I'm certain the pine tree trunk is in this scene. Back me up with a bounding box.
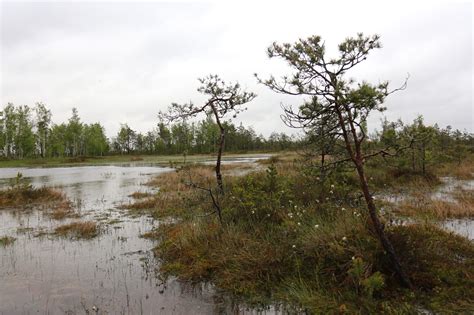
[355,161,413,288]
[216,127,225,195]
[422,143,426,175]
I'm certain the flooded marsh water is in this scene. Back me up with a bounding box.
[380,176,474,204]
[381,176,474,240]
[0,164,223,314]
[0,157,277,314]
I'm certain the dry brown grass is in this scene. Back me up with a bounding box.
[49,200,78,220]
[258,151,298,164]
[437,158,474,180]
[451,161,474,180]
[258,153,300,179]
[124,157,298,217]
[146,163,259,189]
[385,177,440,196]
[453,188,474,206]
[54,221,99,239]
[393,189,474,219]
[146,165,215,189]
[129,192,153,199]
[0,186,66,208]
[125,166,215,216]
[0,185,79,219]
[125,163,258,215]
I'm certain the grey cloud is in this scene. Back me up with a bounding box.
[1,2,472,138]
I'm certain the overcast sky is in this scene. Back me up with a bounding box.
[1,1,472,138]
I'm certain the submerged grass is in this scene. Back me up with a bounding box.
[129,192,153,199]
[393,188,474,219]
[49,200,77,220]
[0,236,16,247]
[54,221,99,239]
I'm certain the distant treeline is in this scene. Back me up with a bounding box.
[0,103,297,159]
[303,114,473,176]
[1,103,472,161]
[372,117,473,174]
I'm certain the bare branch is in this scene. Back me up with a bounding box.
[386,73,410,96]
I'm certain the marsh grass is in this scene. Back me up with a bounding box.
[364,154,474,189]
[0,183,78,219]
[155,203,474,313]
[436,157,474,180]
[16,227,34,234]
[364,167,441,195]
[124,166,220,218]
[64,156,87,163]
[48,200,78,220]
[0,185,65,208]
[54,221,99,239]
[142,154,474,313]
[393,188,474,219]
[107,218,123,225]
[453,187,474,204]
[123,163,269,218]
[0,236,16,247]
[129,192,153,199]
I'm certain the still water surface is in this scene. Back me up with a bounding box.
[0,162,266,314]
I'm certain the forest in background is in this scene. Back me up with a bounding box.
[0,102,471,170]
[0,103,296,159]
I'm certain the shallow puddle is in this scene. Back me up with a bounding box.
[443,219,474,240]
[380,176,474,204]
[431,176,474,202]
[381,176,474,240]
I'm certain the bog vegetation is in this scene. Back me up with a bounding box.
[127,33,473,313]
[1,32,473,314]
[0,172,67,206]
[131,154,474,313]
[54,221,99,239]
